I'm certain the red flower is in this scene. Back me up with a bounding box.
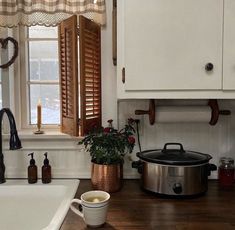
[104,127,111,133]
[128,136,135,144]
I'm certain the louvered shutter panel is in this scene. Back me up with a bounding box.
[79,15,102,136]
[58,15,79,136]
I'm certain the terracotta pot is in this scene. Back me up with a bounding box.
[91,162,123,193]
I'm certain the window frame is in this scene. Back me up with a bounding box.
[19,25,60,130]
[1,28,14,110]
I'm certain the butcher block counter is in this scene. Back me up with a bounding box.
[60,180,235,230]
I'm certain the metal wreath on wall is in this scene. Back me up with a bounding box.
[0,37,18,69]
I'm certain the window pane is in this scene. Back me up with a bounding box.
[29,60,39,80]
[40,60,59,81]
[30,85,60,125]
[29,41,59,81]
[29,26,58,38]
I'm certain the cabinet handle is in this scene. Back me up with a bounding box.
[122,67,125,83]
[205,63,214,72]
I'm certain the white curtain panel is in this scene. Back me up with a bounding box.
[0,0,106,27]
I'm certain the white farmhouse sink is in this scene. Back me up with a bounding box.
[0,179,79,230]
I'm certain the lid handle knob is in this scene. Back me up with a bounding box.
[162,143,185,153]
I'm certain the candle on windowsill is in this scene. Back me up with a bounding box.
[37,98,41,130]
[34,98,44,134]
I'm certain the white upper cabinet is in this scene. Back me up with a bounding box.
[223,0,235,89]
[117,0,235,99]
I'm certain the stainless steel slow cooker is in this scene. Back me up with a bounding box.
[132,143,217,197]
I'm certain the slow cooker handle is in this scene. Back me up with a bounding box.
[162,143,185,153]
[207,164,217,176]
[132,160,143,174]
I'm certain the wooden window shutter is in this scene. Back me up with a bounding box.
[79,15,102,136]
[58,15,79,136]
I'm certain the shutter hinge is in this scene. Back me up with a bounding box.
[77,28,80,36]
[113,0,117,8]
[122,67,125,83]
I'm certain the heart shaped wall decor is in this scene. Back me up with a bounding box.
[0,37,18,69]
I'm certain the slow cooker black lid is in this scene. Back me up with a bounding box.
[137,143,212,165]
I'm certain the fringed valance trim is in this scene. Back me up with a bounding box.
[0,0,106,27]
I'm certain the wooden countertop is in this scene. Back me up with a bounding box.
[61,180,235,230]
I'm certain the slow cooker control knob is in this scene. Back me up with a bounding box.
[173,183,182,194]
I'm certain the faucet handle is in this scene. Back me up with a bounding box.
[10,130,22,150]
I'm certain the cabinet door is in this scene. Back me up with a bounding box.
[223,0,235,90]
[123,0,223,91]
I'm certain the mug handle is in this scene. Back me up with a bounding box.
[70,199,84,218]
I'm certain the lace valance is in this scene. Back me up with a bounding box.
[0,0,106,27]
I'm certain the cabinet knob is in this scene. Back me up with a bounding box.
[205,63,214,72]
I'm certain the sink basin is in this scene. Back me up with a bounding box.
[0,179,79,230]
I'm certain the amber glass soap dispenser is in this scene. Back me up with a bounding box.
[42,152,51,183]
[28,152,38,184]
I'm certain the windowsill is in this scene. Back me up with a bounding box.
[2,129,85,150]
[7,129,83,141]
[2,130,85,151]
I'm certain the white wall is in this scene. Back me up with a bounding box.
[3,1,235,180]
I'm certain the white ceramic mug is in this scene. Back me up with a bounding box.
[70,190,110,227]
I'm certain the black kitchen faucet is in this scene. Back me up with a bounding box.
[0,108,22,183]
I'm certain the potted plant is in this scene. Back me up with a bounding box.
[79,119,135,192]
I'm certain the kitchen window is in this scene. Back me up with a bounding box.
[20,26,60,127]
[18,15,101,136]
[0,1,105,137]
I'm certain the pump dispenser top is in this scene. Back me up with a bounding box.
[28,152,35,165]
[28,152,37,184]
[42,152,51,184]
[43,152,49,165]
